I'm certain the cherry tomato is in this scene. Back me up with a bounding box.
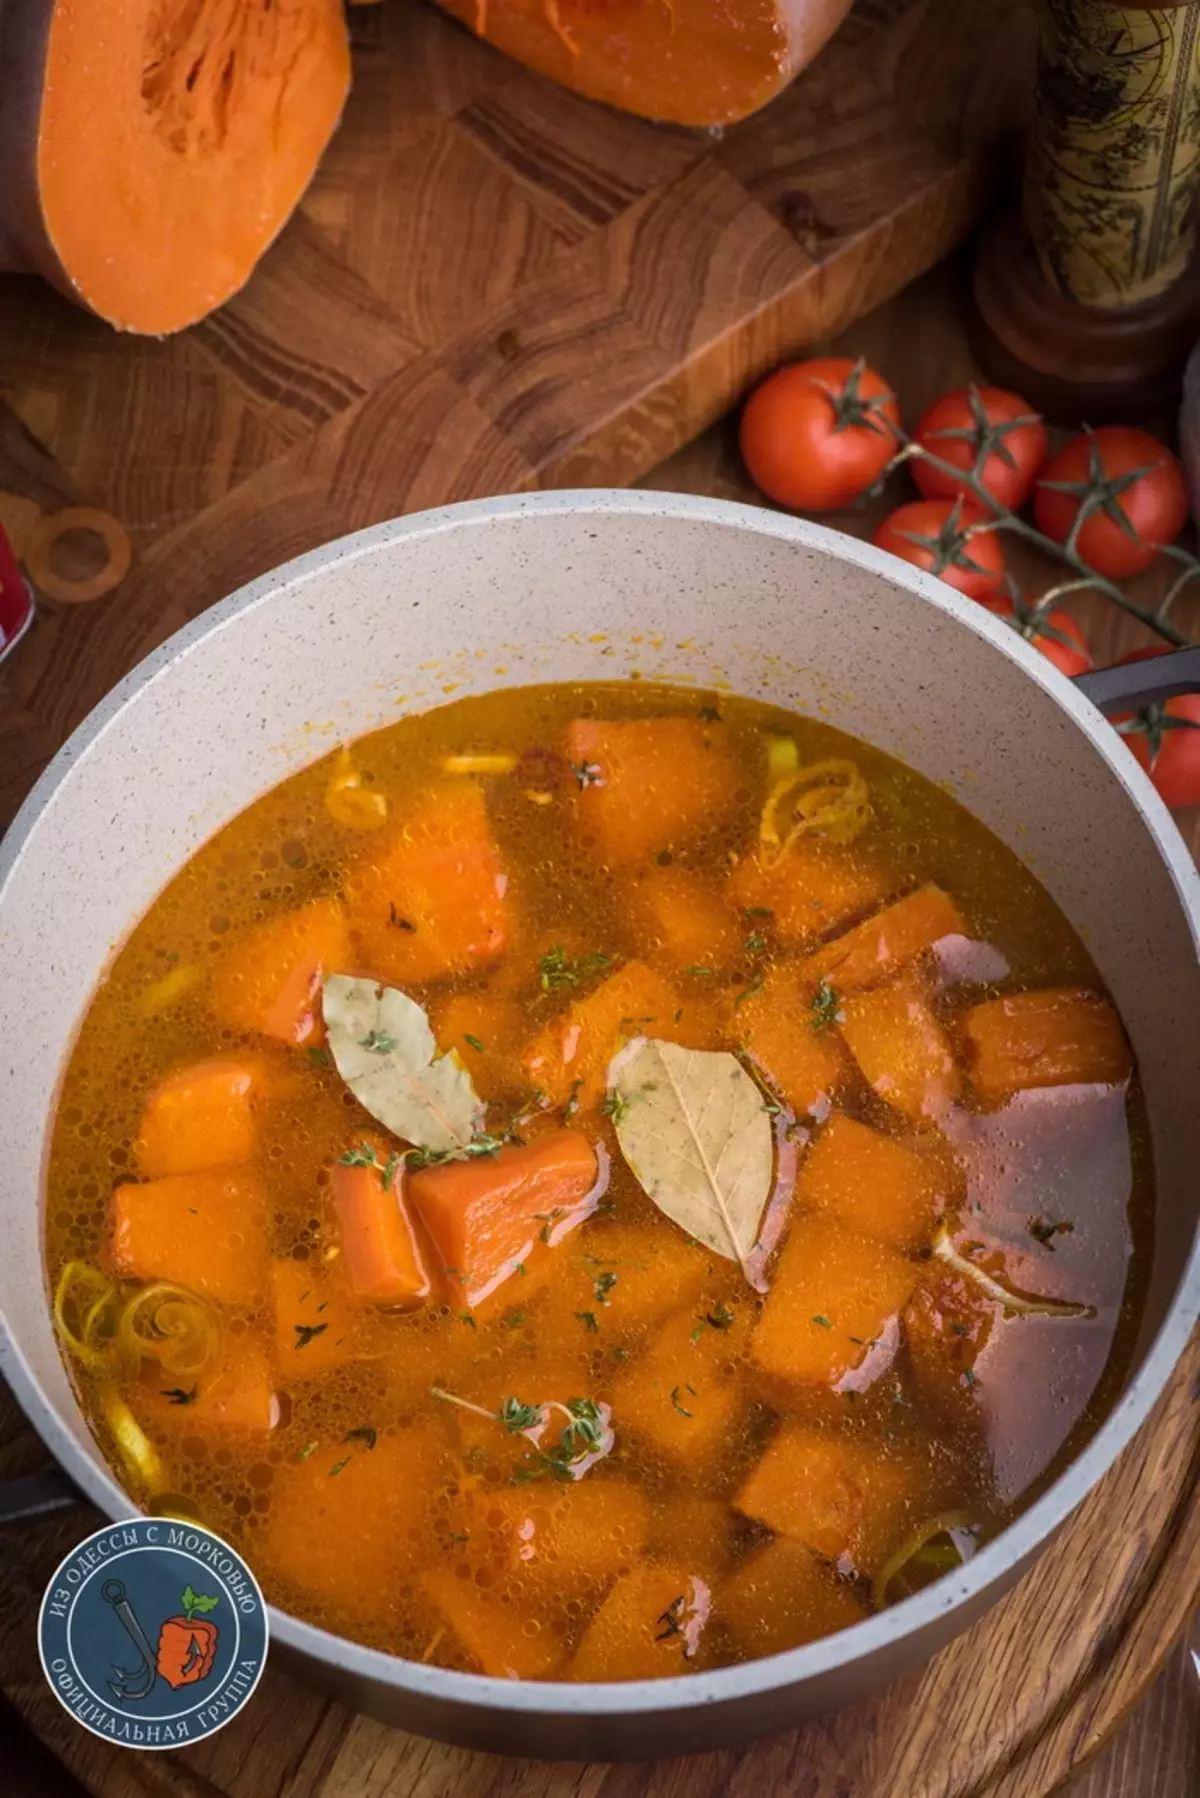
[739,356,900,512]
[1033,427,1187,579]
[913,384,1047,510]
[1111,647,1200,808]
[980,596,1092,677]
[871,499,1007,601]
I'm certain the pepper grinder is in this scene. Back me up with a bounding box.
[974,0,1200,422]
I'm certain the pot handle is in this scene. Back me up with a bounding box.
[1073,644,1200,713]
[0,1467,81,1526]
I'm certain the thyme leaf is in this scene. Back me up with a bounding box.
[810,978,842,1032]
[337,1143,380,1168]
[538,945,614,992]
[600,1089,631,1125]
[655,1595,687,1641]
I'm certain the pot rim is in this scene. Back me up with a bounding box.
[3,487,1199,1720]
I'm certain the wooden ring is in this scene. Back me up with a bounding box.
[25,506,132,604]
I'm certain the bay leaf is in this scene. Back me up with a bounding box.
[322,974,483,1153]
[609,1038,773,1284]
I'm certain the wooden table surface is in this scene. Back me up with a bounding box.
[0,0,1035,833]
[2,229,1198,1798]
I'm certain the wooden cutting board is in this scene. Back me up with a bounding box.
[0,0,1033,827]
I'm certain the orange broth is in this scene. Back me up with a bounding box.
[44,682,1150,1679]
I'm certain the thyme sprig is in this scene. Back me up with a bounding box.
[810,977,842,1032]
[429,1387,614,1483]
[537,945,614,992]
[337,1131,515,1180]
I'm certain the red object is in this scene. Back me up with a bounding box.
[981,597,1092,678]
[912,385,1048,510]
[739,357,900,511]
[872,499,1007,601]
[0,522,34,662]
[156,1616,219,1688]
[1111,647,1200,810]
[1033,427,1187,579]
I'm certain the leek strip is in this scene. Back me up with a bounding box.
[933,1230,1093,1320]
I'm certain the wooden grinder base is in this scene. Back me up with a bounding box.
[973,212,1200,424]
[0,1329,1195,1796]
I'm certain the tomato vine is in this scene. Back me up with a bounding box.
[880,395,1196,650]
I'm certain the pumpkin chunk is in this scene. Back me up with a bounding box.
[419,1567,566,1679]
[840,971,960,1119]
[432,989,528,1103]
[565,717,740,864]
[534,1221,716,1348]
[611,1306,751,1473]
[209,897,349,1047]
[137,1338,276,1434]
[735,1423,924,1575]
[751,1214,917,1391]
[631,865,742,972]
[523,959,683,1108]
[799,885,965,994]
[472,1481,649,1592]
[736,965,847,1114]
[728,838,892,948]
[267,1430,448,1621]
[718,1537,867,1659]
[962,988,1132,1100]
[795,1114,945,1250]
[407,1129,599,1309]
[347,784,510,985]
[568,1567,714,1681]
[134,1057,260,1178]
[648,1497,734,1572]
[271,1259,381,1380]
[110,1170,268,1307]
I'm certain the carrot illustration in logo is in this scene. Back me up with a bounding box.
[156,1586,220,1689]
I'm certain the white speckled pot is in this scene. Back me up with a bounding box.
[1,491,1198,1760]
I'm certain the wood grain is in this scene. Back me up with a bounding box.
[1068,1644,1199,1798]
[0,1330,1195,1798]
[1,249,1198,1794]
[0,0,1033,833]
[0,2,1195,1788]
